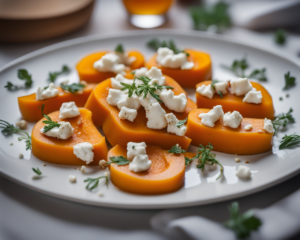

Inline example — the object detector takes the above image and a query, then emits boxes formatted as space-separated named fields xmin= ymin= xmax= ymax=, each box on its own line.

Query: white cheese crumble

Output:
xmin=198 ymin=105 xmax=224 ymax=127
xmin=93 ymin=53 xmax=126 ymax=75
xmin=223 ymin=111 xmax=243 ymax=129
xmin=134 ymin=67 xmax=148 ymax=78
xmin=40 ymin=121 xmax=73 ymax=140
xmin=127 ymin=142 xmax=147 ymax=160
xmin=111 ymin=74 xmax=143 ymax=90
xmin=230 ymin=78 xmax=253 ymax=96
xmin=160 ymin=89 xmax=187 ymax=113
xmin=73 ymin=142 xmax=94 ymax=164
xmin=146 ymin=67 xmax=166 ymax=85
xmin=145 ymin=102 xmax=168 ymax=129
xmin=236 ymin=165 xmax=251 ymax=179
xmin=263 ymin=118 xmax=274 ymax=133
xmin=214 ymin=81 xmax=229 ymax=94
xmin=16 ymin=120 xmax=27 ymax=129
xmin=139 ymin=93 xmax=158 ymax=110
xmin=118 ymin=106 xmax=137 ymax=122
xmin=156 ymin=47 xmax=194 ymax=70
xmin=244 ymin=124 xmax=253 ymax=131
xmin=99 ymin=159 xmax=107 ymax=169
xmin=36 ymin=83 xmax=59 ymax=100
xmin=165 ymin=113 xmax=187 ymax=136
xmin=68 ymin=175 xmax=76 ymax=183
xmin=196 ymin=84 xmax=214 ymax=99
xmin=107 ymin=89 xmax=140 ymax=110
xmin=129 ymin=154 xmax=152 ymax=172
xmin=243 ymin=88 xmax=263 ymax=104
xmin=80 ymin=165 xmax=86 ymax=173
xmin=59 ymin=102 xmax=80 ymax=119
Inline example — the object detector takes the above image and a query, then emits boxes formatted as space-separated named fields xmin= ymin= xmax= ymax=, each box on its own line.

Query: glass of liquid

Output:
xmin=122 ymin=0 xmax=174 ymax=28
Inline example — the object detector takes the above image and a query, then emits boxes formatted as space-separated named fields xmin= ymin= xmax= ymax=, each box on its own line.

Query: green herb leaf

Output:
xmin=60 ymin=83 xmax=85 ymax=94
xmin=279 ymin=133 xmax=300 ymax=149
xmin=115 ymin=44 xmax=124 ymax=53
xmin=248 ymin=68 xmax=267 ymax=82
xmin=84 ymin=176 xmax=109 ymax=190
xmin=190 ymin=2 xmax=231 ymax=33
xmin=18 ymin=69 xmax=33 ymax=87
xmin=0 ymin=119 xmax=32 ymax=150
xmin=274 ymin=29 xmax=286 ymax=45
xmin=272 ymin=108 xmax=295 ymax=135
xmin=177 ymin=118 xmax=187 ymax=128
xmin=147 ymin=39 xmax=189 ymax=56
xmin=185 ymin=156 xmax=196 ymax=166
xmin=224 ymin=202 xmax=262 ymax=239
xmin=168 ymin=144 xmax=186 ymax=154
xmin=283 ymin=71 xmax=296 ymax=90
xmin=107 ymin=156 xmax=131 ymax=165
xmin=39 ymin=104 xmax=60 ymax=133
xmin=210 ymin=80 xmax=219 ymax=90
xmin=4 ymin=82 xmax=18 ymax=90
xmin=48 ymin=65 xmax=70 ymax=83
xmin=32 ymin=167 xmax=42 ymax=176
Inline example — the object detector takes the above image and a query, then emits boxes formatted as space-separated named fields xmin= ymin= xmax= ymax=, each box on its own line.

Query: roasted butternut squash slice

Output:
xmin=31 ymin=108 xmax=108 ymax=165
xmin=146 ymin=49 xmax=212 ymax=88
xmin=84 ymin=76 xmax=197 ymax=150
xmin=186 ymin=109 xmax=273 ymax=155
xmin=108 ymin=144 xmax=185 ymax=194
xmin=18 ymin=84 xmax=96 ymax=122
xmin=76 ymin=51 xmax=145 ymax=83
xmin=196 ymin=81 xmax=275 ymax=119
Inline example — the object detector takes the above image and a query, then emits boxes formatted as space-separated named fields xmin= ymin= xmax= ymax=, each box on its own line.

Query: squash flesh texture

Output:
xmin=196 ymin=81 xmax=275 ymax=119
xmin=186 ymin=109 xmax=273 ymax=155
xmin=84 ymin=76 xmax=197 ymax=150
xmin=76 ymin=51 xmax=145 ymax=83
xmin=108 ymin=144 xmax=185 ymax=194
xmin=145 ymin=49 xmax=212 ymax=88
xmin=18 ymin=84 xmax=96 ymax=122
xmin=31 ymin=108 xmax=108 ymax=165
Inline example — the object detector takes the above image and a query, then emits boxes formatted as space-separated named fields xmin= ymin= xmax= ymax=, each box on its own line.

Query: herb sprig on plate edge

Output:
xmin=84 ymin=176 xmax=109 ymax=190
xmin=32 ymin=167 xmax=42 ymax=176
xmin=272 ymin=108 xmax=295 ymax=135
xmin=48 ymin=65 xmax=70 ymax=83
xmin=5 ymin=69 xmax=33 ymax=90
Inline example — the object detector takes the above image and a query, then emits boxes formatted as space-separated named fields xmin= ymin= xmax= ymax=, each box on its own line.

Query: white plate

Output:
xmin=1 ymin=30 xmax=300 ymax=209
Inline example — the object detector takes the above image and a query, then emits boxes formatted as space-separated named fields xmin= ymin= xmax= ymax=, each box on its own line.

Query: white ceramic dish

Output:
xmin=0 ymin=30 xmax=300 ymax=209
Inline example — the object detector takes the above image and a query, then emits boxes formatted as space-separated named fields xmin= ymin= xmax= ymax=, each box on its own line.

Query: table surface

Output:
xmin=1 ymin=0 xmax=300 ymax=239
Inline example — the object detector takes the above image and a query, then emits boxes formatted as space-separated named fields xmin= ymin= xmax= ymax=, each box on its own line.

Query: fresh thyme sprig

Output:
xmin=279 ymin=133 xmax=300 ymax=150
xmin=185 ymin=156 xmax=197 ymax=166
xmin=274 ymin=29 xmax=286 ymax=45
xmin=190 ymin=2 xmax=231 ymax=33
xmin=177 ymin=118 xmax=187 ymax=128
xmin=147 ymin=39 xmax=189 ymax=56
xmin=48 ymin=65 xmax=70 ymax=83
xmin=115 ymin=44 xmax=124 ymax=53
xmin=107 ymin=156 xmax=131 ymax=165
xmin=195 ymin=143 xmax=223 ymax=180
xmin=40 ymin=104 xmax=60 ymax=133
xmin=224 ymin=202 xmax=262 ymax=239
xmin=222 ymin=57 xmax=267 ymax=82
xmin=168 ymin=144 xmax=187 ymax=154
xmin=32 ymin=167 xmax=42 ymax=176
xmin=0 ymin=120 xmax=32 ymax=150
xmin=283 ymin=71 xmax=296 ymax=90
xmin=211 ymin=80 xmax=223 ymax=97
xmin=272 ymin=108 xmax=295 ymax=135
xmin=5 ymin=69 xmax=33 ymax=90
xmin=60 ymin=83 xmax=85 ymax=94
xmin=84 ymin=176 xmax=109 ymax=190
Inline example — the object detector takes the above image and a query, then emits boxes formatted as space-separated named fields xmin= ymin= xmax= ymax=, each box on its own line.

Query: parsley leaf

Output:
xmin=190 ymin=2 xmax=231 ymax=33
xmin=279 ymin=133 xmax=300 ymax=149
xmin=48 ymin=65 xmax=70 ymax=83
xmin=0 ymin=119 xmax=32 ymax=150
xmin=274 ymin=29 xmax=286 ymax=45
xmin=168 ymin=144 xmax=187 ymax=154
xmin=224 ymin=202 xmax=262 ymax=239
xmin=147 ymin=39 xmax=189 ymax=56
xmin=40 ymin=104 xmax=60 ymax=133
xmin=283 ymin=71 xmax=296 ymax=90
xmin=115 ymin=44 xmax=124 ymax=53
xmin=84 ymin=176 xmax=109 ymax=190
xmin=32 ymin=167 xmax=42 ymax=176
xmin=4 ymin=82 xmax=18 ymax=90
xmin=272 ymin=108 xmax=295 ymax=135
xmin=107 ymin=156 xmax=131 ymax=165
xmin=177 ymin=118 xmax=187 ymax=128
xmin=60 ymin=83 xmax=85 ymax=94
xmin=5 ymin=69 xmax=33 ymax=90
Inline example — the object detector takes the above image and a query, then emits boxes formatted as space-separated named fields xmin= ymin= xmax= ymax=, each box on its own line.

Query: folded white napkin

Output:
xmin=151 ymin=189 xmax=300 ymax=240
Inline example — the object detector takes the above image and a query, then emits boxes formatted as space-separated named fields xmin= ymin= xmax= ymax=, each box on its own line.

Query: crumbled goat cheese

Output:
xmin=41 ymin=121 xmax=73 ymax=140
xmin=146 ymin=67 xmax=166 ymax=85
xmin=93 ymin=53 xmax=126 ymax=74
xmin=236 ymin=165 xmax=251 ymax=179
xmin=235 ymin=158 xmax=240 ymax=162
xmin=59 ymin=101 xmax=80 ymax=119
xmin=243 ymin=88 xmax=263 ymax=104
xmin=80 ymin=165 xmax=86 ymax=173
xmin=134 ymin=67 xmax=148 ymax=78
xmin=127 ymin=142 xmax=147 ymax=160
xmin=68 ymin=175 xmax=76 ymax=183
xmin=263 ymin=118 xmax=274 ymax=133
xmin=156 ymin=47 xmax=194 ymax=70
xmin=129 ymin=154 xmax=152 ymax=172
xmin=223 ymin=111 xmax=243 ymax=129
xmin=165 ymin=113 xmax=187 ymax=136
xmin=199 ymin=105 xmax=224 ymax=127
xmin=244 ymin=124 xmax=253 ymax=131
xmin=99 ymin=160 xmax=107 ymax=169
xmin=160 ymin=89 xmax=187 ymax=113
xmin=73 ymin=142 xmax=94 ymax=164
xmin=16 ymin=120 xmax=27 ymax=129
xmin=145 ymin=102 xmax=168 ymax=129
xmin=230 ymin=78 xmax=253 ymax=96
xmin=104 ymin=171 xmax=109 ymax=177
xmin=139 ymin=93 xmax=158 ymax=110
xmin=107 ymin=89 xmax=140 ymax=110
xmin=196 ymin=84 xmax=214 ymax=99
xmin=214 ymin=81 xmax=229 ymax=94
xmin=118 ymin=106 xmax=137 ymax=122
xmin=36 ymin=83 xmax=59 ymax=100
